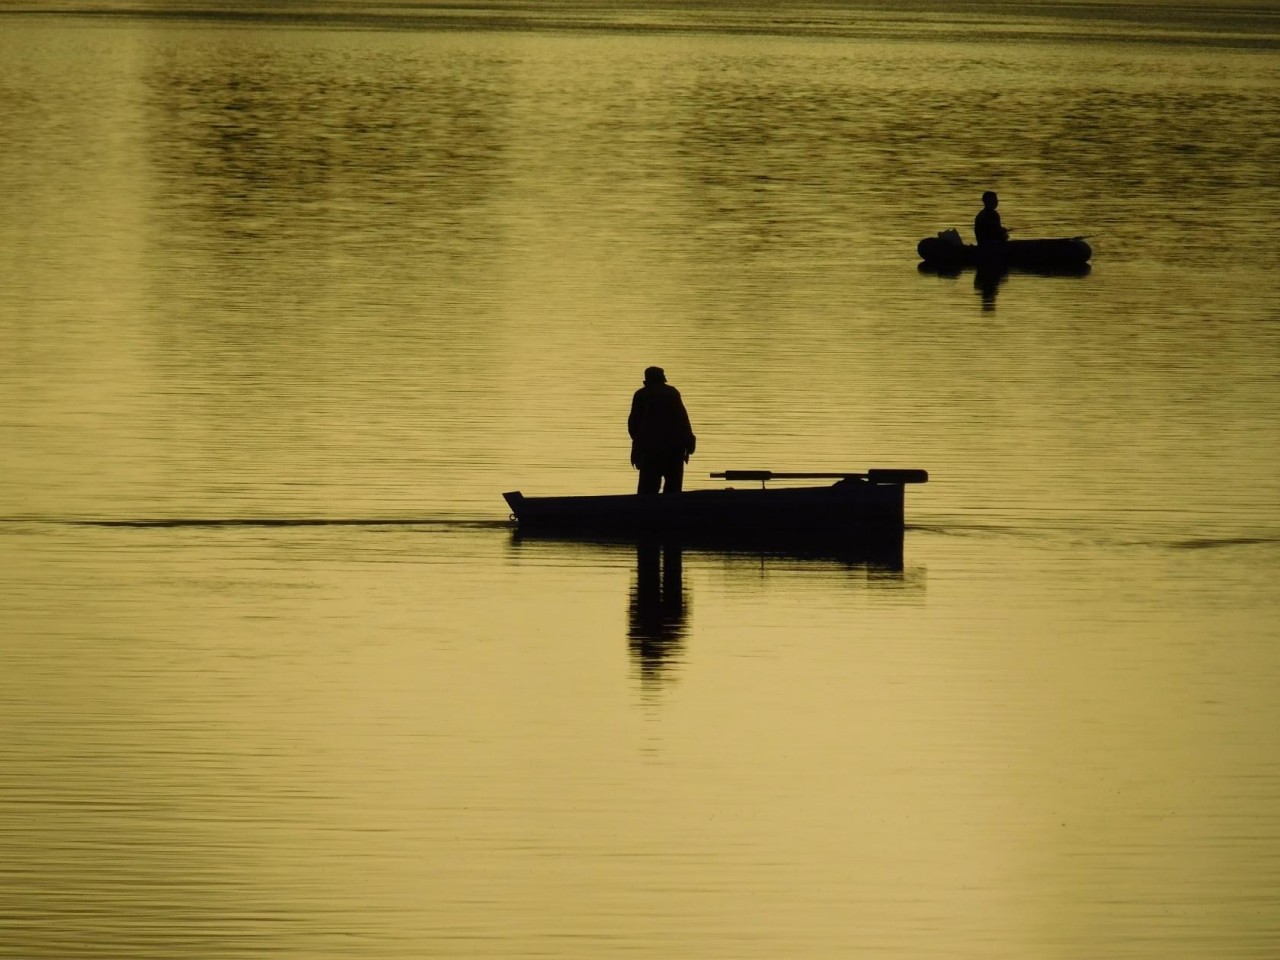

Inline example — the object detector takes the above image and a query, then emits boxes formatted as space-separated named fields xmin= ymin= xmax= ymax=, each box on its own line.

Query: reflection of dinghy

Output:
xmin=504 ymin=469 xmax=928 ymax=550
xmin=917 ymin=228 xmax=1092 ymax=270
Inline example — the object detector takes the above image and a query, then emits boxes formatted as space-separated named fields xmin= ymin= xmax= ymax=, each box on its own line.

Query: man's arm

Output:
xmin=627 ymin=391 xmax=641 ymax=440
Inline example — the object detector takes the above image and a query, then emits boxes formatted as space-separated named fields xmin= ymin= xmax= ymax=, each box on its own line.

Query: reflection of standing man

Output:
xmin=628 ymin=366 xmax=696 ymax=495
xmin=629 ymin=542 xmax=687 ymax=690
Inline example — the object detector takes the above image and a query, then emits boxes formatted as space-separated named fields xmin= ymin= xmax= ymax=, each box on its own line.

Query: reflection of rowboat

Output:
xmin=503 ymin=469 xmax=928 ymax=550
xmin=917 ymin=233 xmax=1092 ymax=270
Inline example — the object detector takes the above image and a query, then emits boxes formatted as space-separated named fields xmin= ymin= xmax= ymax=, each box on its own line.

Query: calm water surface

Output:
xmin=2 ymin=4 xmax=1279 ymax=958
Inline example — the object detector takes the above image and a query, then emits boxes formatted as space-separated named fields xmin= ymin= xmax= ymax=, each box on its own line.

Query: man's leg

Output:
xmin=660 ymin=457 xmax=684 ymax=494
xmin=637 ymin=463 xmax=662 ymax=494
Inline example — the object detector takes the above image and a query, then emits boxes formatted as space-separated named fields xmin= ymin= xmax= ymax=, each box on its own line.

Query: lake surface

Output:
xmin=2 ymin=3 xmax=1279 ymax=958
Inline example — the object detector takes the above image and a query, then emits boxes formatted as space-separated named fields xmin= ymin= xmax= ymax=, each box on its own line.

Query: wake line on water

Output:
xmin=906 ymin=522 xmax=1041 ymax=540
xmin=910 ymin=523 xmax=1280 ymax=552
xmin=1 ymin=517 xmax=513 ymax=530
xmin=1167 ymin=535 xmax=1280 ymax=551
xmin=8 ymin=520 xmax=1277 ymax=551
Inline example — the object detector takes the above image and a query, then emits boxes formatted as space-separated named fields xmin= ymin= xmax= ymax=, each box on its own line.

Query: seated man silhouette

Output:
xmin=628 ymin=366 xmax=696 ymax=495
xmin=974 ymin=191 xmax=1010 ymax=247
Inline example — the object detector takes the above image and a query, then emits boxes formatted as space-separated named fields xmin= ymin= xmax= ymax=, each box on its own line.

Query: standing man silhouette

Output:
xmin=628 ymin=366 xmax=696 ymax=495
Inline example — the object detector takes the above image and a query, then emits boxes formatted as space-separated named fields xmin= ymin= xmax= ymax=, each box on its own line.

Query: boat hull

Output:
xmin=917 ymin=235 xmax=1092 ymax=270
xmin=503 ymin=480 xmax=909 ymax=549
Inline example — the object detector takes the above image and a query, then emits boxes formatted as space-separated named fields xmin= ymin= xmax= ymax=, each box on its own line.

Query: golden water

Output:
xmin=2 ymin=5 xmax=1279 ymax=958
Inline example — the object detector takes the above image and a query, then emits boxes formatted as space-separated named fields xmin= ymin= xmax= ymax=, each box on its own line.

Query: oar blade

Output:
xmin=867 ymin=469 xmax=929 ymax=485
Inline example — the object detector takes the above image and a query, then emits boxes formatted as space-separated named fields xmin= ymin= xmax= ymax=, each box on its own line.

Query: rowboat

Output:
xmin=917 ymin=232 xmax=1092 ymax=270
xmin=503 ymin=469 xmax=928 ymax=550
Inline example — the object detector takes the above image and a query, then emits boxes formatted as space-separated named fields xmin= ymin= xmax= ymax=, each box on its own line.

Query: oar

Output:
xmin=710 ymin=469 xmax=928 ymax=487
xmin=1006 ymin=227 xmax=1097 ymax=239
